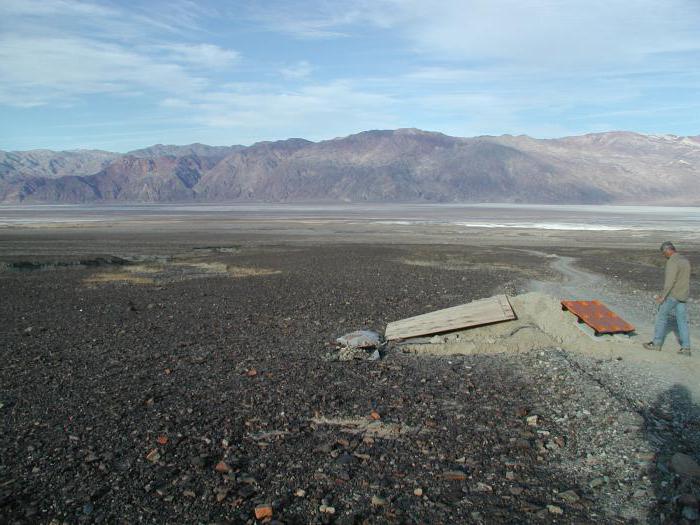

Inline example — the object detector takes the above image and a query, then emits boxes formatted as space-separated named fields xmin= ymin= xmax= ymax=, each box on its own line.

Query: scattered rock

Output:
xmin=679 ymin=494 xmax=699 ymax=507
xmin=590 ymin=477 xmax=606 ymax=488
xmin=547 ymin=505 xmax=564 ymax=515
xmin=413 ymin=488 xmax=423 ymax=497
xmin=214 ymin=461 xmax=231 ymax=473
xmin=559 ymin=490 xmax=580 ymax=503
xmin=215 ymin=489 xmax=229 ymax=503
xmin=319 ymin=504 xmax=336 ymax=515
xmin=683 ymin=506 xmax=700 ymax=521
xmin=526 ymin=415 xmax=539 ymax=426
xmin=670 ymin=453 xmax=700 ymax=478
xmin=371 ymin=495 xmax=387 ymax=507
xmin=255 ymin=504 xmax=273 ymax=520
xmin=145 ymin=449 xmax=160 ymax=463
xmin=443 ymin=470 xmax=467 ymax=481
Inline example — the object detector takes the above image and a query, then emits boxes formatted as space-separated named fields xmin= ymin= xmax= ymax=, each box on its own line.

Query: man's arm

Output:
xmin=661 ymin=258 xmax=679 ymax=301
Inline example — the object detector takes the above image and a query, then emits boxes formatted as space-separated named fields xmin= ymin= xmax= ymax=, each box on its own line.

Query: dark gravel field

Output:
xmin=0 ymin=243 xmax=698 ymax=524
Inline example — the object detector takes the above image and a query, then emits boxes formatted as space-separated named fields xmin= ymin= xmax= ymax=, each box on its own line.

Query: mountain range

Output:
xmin=1 ymin=129 xmax=698 ymax=205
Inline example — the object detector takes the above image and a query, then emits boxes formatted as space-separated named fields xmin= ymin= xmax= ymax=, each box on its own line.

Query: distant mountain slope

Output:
xmin=1 ymin=130 xmax=698 ymax=204
xmin=0 ymin=149 xmax=119 ymax=183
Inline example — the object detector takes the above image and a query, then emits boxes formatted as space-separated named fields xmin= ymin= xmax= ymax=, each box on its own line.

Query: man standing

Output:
xmin=644 ymin=242 xmax=691 ymax=355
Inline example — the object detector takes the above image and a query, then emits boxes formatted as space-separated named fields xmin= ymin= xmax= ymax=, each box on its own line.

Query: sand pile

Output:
xmin=397 ymin=292 xmax=638 ymax=357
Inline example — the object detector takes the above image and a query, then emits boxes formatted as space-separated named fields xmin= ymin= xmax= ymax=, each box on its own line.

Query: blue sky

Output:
xmin=1 ymin=0 xmax=699 ymax=151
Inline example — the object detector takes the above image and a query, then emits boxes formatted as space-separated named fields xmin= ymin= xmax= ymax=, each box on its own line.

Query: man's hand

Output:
xmin=654 ymin=294 xmax=664 ymax=304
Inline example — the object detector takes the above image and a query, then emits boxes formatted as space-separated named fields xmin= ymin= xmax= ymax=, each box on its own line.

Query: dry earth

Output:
xmin=1 ymin=224 xmax=700 ymax=524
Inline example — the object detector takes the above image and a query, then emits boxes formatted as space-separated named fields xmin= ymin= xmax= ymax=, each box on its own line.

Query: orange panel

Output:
xmin=561 ymin=300 xmax=635 ymax=335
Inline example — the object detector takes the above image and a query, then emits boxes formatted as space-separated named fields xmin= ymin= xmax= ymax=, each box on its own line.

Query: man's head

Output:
xmin=660 ymin=241 xmax=677 ymax=258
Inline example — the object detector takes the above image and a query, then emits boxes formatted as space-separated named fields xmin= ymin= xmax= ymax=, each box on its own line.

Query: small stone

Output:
xmin=506 ymin=471 xmax=515 ymax=481
xmin=590 ymin=477 xmax=606 ymax=488
xmin=371 ymin=495 xmax=387 ymax=507
xmin=636 ymin=452 xmax=656 ymax=462
xmin=559 ymin=490 xmax=580 ymax=503
xmin=214 ymin=461 xmax=231 ymax=473
xmin=183 ymin=490 xmax=196 ymax=498
xmin=319 ymin=504 xmax=336 ymax=515
xmin=670 ymin=453 xmax=700 ymax=477
xmin=246 ymin=369 xmax=258 ymax=377
xmin=443 ymin=470 xmax=467 ymax=481
xmin=156 ymin=436 xmax=168 ymax=445
xmin=190 ymin=455 xmax=208 ymax=469
xmin=679 ymin=494 xmax=698 ymax=507
xmin=145 ymin=449 xmax=160 ymax=463
xmin=683 ymin=506 xmax=699 ymax=521
xmin=294 ymin=489 xmax=306 ymax=497
xmin=255 ymin=504 xmax=273 ymax=519
xmin=474 ymin=482 xmax=492 ymax=493
xmin=547 ymin=505 xmax=563 ymax=515
xmin=516 ymin=407 xmax=529 ymax=417
xmin=413 ymin=488 xmax=423 ymax=497
xmin=510 ymin=486 xmax=524 ymax=496
xmin=526 ymin=415 xmax=539 ymax=426
xmin=215 ymin=489 xmax=229 ymax=502
xmin=370 ymin=410 xmax=381 ymax=420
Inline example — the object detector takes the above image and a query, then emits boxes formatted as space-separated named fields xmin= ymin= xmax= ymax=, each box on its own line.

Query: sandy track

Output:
xmin=526 ymin=251 xmax=700 ymax=401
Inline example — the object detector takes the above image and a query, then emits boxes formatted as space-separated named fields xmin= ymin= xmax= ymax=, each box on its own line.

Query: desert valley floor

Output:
xmin=1 ymin=206 xmax=700 ymax=524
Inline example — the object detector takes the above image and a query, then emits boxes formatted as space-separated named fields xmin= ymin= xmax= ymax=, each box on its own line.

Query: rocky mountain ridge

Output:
xmin=1 ymin=129 xmax=698 ymax=204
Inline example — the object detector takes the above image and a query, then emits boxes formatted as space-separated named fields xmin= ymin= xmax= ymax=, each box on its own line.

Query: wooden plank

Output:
xmin=385 ymin=295 xmax=516 ymax=341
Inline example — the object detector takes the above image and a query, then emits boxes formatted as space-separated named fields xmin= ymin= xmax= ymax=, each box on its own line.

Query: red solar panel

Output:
xmin=561 ymin=300 xmax=635 ymax=336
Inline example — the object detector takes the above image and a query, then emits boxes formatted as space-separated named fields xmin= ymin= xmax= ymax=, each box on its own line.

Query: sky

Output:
xmin=1 ymin=0 xmax=699 ymax=152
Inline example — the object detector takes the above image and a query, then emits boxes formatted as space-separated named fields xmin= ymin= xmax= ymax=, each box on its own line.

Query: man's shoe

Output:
xmin=679 ymin=347 xmax=692 ymax=356
xmin=643 ymin=342 xmax=661 ymax=351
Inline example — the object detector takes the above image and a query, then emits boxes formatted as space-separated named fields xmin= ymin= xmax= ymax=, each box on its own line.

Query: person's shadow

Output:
xmin=646 ymin=384 xmax=700 ymax=523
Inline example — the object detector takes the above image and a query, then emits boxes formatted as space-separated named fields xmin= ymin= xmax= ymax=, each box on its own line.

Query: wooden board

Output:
xmin=385 ymin=295 xmax=516 ymax=341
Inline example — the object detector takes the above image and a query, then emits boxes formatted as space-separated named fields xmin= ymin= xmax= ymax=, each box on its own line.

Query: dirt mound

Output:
xmin=397 ymin=292 xmax=637 ymax=357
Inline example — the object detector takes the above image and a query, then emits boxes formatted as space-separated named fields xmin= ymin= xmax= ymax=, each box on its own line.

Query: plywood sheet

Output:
xmin=385 ymin=295 xmax=516 ymax=341
xmin=561 ymin=300 xmax=635 ymax=335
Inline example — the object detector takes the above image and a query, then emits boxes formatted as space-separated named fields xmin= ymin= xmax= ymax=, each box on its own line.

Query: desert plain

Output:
xmin=1 ymin=204 xmax=699 ymax=524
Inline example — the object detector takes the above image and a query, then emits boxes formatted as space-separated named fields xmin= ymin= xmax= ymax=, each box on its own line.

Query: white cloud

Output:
xmin=0 ymin=1 xmax=239 ymax=107
xmin=280 ymin=61 xmax=314 ymax=79
xmin=157 ymin=44 xmax=240 ymax=69
xmin=254 ymin=0 xmax=700 ymax=73
xmin=0 ymin=36 xmax=209 ymax=106
xmin=158 ymin=80 xmax=399 ymax=140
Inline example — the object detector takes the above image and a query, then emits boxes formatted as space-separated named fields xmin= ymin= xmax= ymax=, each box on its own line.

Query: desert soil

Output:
xmin=1 ymin=223 xmax=699 ymax=524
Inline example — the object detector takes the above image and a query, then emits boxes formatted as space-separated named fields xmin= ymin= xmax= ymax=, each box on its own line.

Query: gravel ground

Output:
xmin=1 ymin=243 xmax=700 ymax=524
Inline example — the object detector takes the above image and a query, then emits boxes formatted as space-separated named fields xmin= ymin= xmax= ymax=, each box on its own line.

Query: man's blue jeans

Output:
xmin=653 ymin=297 xmax=691 ymax=349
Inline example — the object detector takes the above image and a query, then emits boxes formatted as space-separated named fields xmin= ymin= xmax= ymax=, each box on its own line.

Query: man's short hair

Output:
xmin=660 ymin=241 xmax=676 ymax=252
